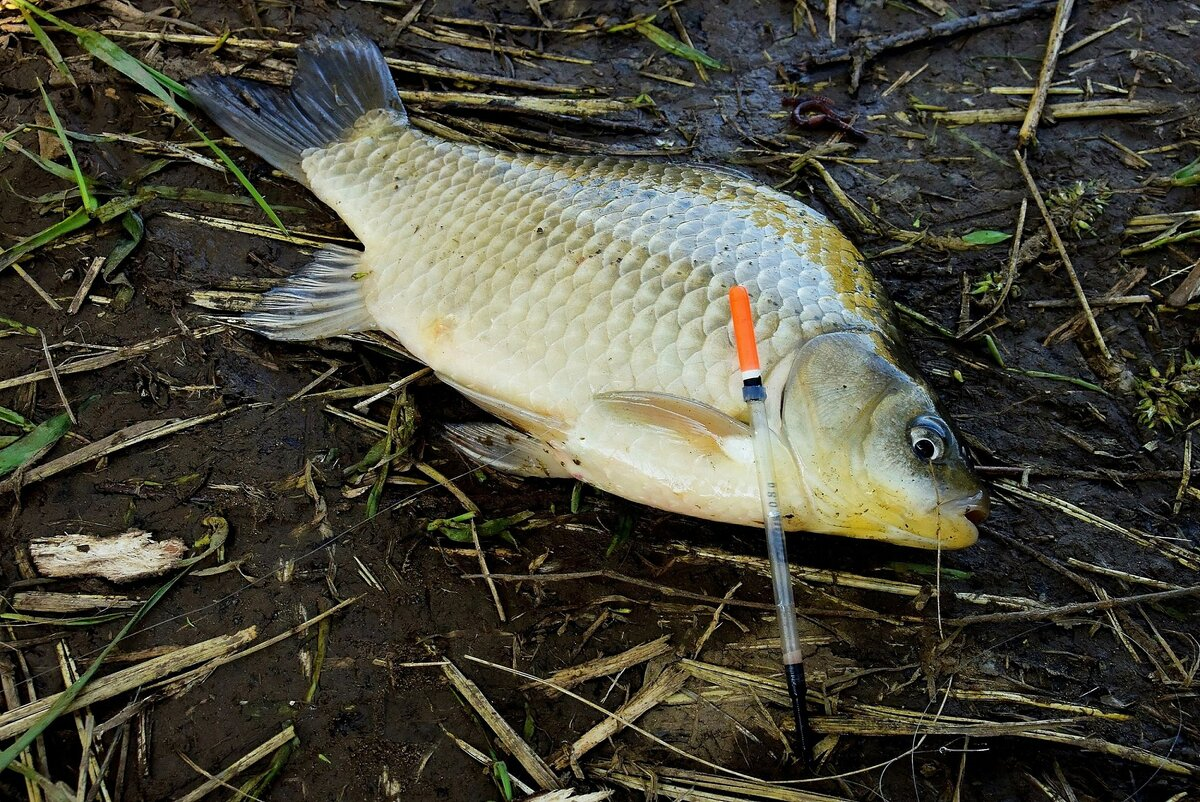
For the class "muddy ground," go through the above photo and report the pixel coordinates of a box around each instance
[1,1,1198,800]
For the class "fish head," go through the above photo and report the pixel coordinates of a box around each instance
[779,330,987,549]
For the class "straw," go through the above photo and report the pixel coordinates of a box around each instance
[727,286,811,764]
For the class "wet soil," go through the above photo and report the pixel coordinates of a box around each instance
[1,1,1198,800]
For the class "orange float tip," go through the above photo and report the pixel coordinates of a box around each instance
[728,285,761,376]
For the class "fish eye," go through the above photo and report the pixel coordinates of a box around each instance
[908,416,949,463]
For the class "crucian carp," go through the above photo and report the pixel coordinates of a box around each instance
[190,34,988,549]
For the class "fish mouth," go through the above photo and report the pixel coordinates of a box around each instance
[942,489,989,525]
[927,489,989,548]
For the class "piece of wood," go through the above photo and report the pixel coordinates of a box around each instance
[30,530,186,583]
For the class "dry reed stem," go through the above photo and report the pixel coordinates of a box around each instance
[933,99,1167,125]
[441,661,561,790]
[469,521,506,623]
[10,264,61,311]
[958,198,1028,339]
[549,665,688,771]
[945,584,1200,626]
[946,689,1131,720]
[0,628,258,741]
[0,404,265,494]
[996,479,1200,570]
[1062,16,1132,55]
[0,326,223,393]
[97,29,594,94]
[441,728,536,797]
[590,763,852,802]
[37,331,74,424]
[415,461,480,514]
[528,636,672,698]
[10,593,139,613]
[67,256,105,316]
[1017,0,1075,148]
[174,725,295,802]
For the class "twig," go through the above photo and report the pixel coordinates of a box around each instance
[39,330,75,424]
[1062,15,1132,55]
[10,267,60,317]
[1014,150,1111,362]
[440,661,560,790]
[68,256,106,315]
[958,198,1027,339]
[1018,0,1075,149]
[946,585,1200,626]
[1174,434,1193,517]
[799,0,1058,92]
[469,521,506,623]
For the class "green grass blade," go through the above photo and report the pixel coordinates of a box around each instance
[0,406,36,431]
[103,211,144,279]
[0,411,72,479]
[1172,155,1199,187]
[234,730,299,800]
[13,0,286,232]
[635,22,725,70]
[0,207,90,273]
[4,138,81,182]
[0,316,39,336]
[36,79,96,212]
[0,568,188,773]
[17,6,74,87]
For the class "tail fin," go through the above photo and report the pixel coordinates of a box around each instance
[188,34,406,184]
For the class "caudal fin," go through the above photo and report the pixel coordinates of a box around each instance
[188,33,406,184]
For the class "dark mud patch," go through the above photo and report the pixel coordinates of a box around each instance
[1,2,1198,800]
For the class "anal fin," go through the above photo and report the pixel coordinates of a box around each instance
[240,244,376,341]
[445,423,571,479]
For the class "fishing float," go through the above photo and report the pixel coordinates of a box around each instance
[728,285,812,763]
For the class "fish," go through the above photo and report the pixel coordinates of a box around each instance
[190,34,988,550]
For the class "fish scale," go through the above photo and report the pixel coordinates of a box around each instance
[301,113,892,423]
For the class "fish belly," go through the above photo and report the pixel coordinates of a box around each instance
[300,120,893,426]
